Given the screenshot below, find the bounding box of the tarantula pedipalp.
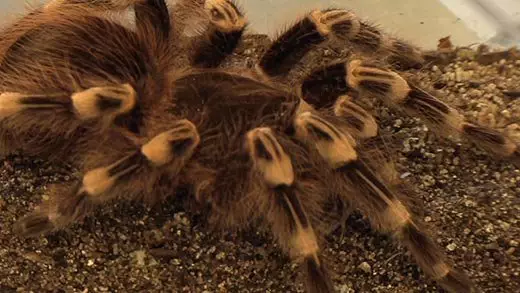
[1,0,518,292]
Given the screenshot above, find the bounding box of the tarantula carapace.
[1,0,518,292]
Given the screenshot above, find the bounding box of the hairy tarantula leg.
[190,0,247,68]
[345,59,520,167]
[44,1,171,44]
[14,120,200,237]
[257,9,423,78]
[0,84,136,126]
[135,0,171,43]
[314,9,424,69]
[300,59,520,167]
[300,61,352,108]
[246,127,334,293]
[339,164,476,293]
[256,10,331,78]
[292,111,476,293]
[299,65,381,140]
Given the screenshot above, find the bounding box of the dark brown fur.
[3,1,512,292]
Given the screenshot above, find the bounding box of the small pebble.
[358,262,372,273]
[447,243,457,251]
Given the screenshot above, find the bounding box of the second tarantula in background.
[1,0,518,292]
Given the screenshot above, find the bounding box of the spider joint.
[346,60,411,103]
[205,0,246,33]
[82,167,118,196]
[309,9,359,37]
[334,95,378,139]
[293,111,358,168]
[71,83,137,120]
[141,120,200,166]
[291,227,320,259]
[246,127,294,187]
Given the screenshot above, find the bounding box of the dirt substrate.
[0,35,519,293]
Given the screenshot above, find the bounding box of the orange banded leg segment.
[346,59,520,167]
[0,84,138,157]
[190,0,246,68]
[258,8,424,79]
[291,109,476,293]
[317,9,424,69]
[14,120,200,237]
[246,127,334,293]
[257,9,354,78]
[0,84,137,124]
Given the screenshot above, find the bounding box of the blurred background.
[1,0,519,49]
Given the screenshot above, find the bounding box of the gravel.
[1,34,519,293]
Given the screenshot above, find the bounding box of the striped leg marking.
[291,110,476,293]
[246,127,334,293]
[334,95,378,139]
[191,0,246,68]
[345,59,520,167]
[14,120,199,237]
[0,83,137,122]
[204,0,246,33]
[309,9,359,37]
[319,9,424,69]
[293,111,358,168]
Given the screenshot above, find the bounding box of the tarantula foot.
[204,0,246,32]
[14,211,55,238]
[15,185,94,238]
[304,256,335,293]
[437,268,478,293]
[72,83,137,120]
[309,9,358,37]
[461,123,520,165]
[346,59,410,103]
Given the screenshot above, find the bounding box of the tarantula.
[1,0,518,292]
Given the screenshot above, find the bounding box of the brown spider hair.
[2,1,517,292]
